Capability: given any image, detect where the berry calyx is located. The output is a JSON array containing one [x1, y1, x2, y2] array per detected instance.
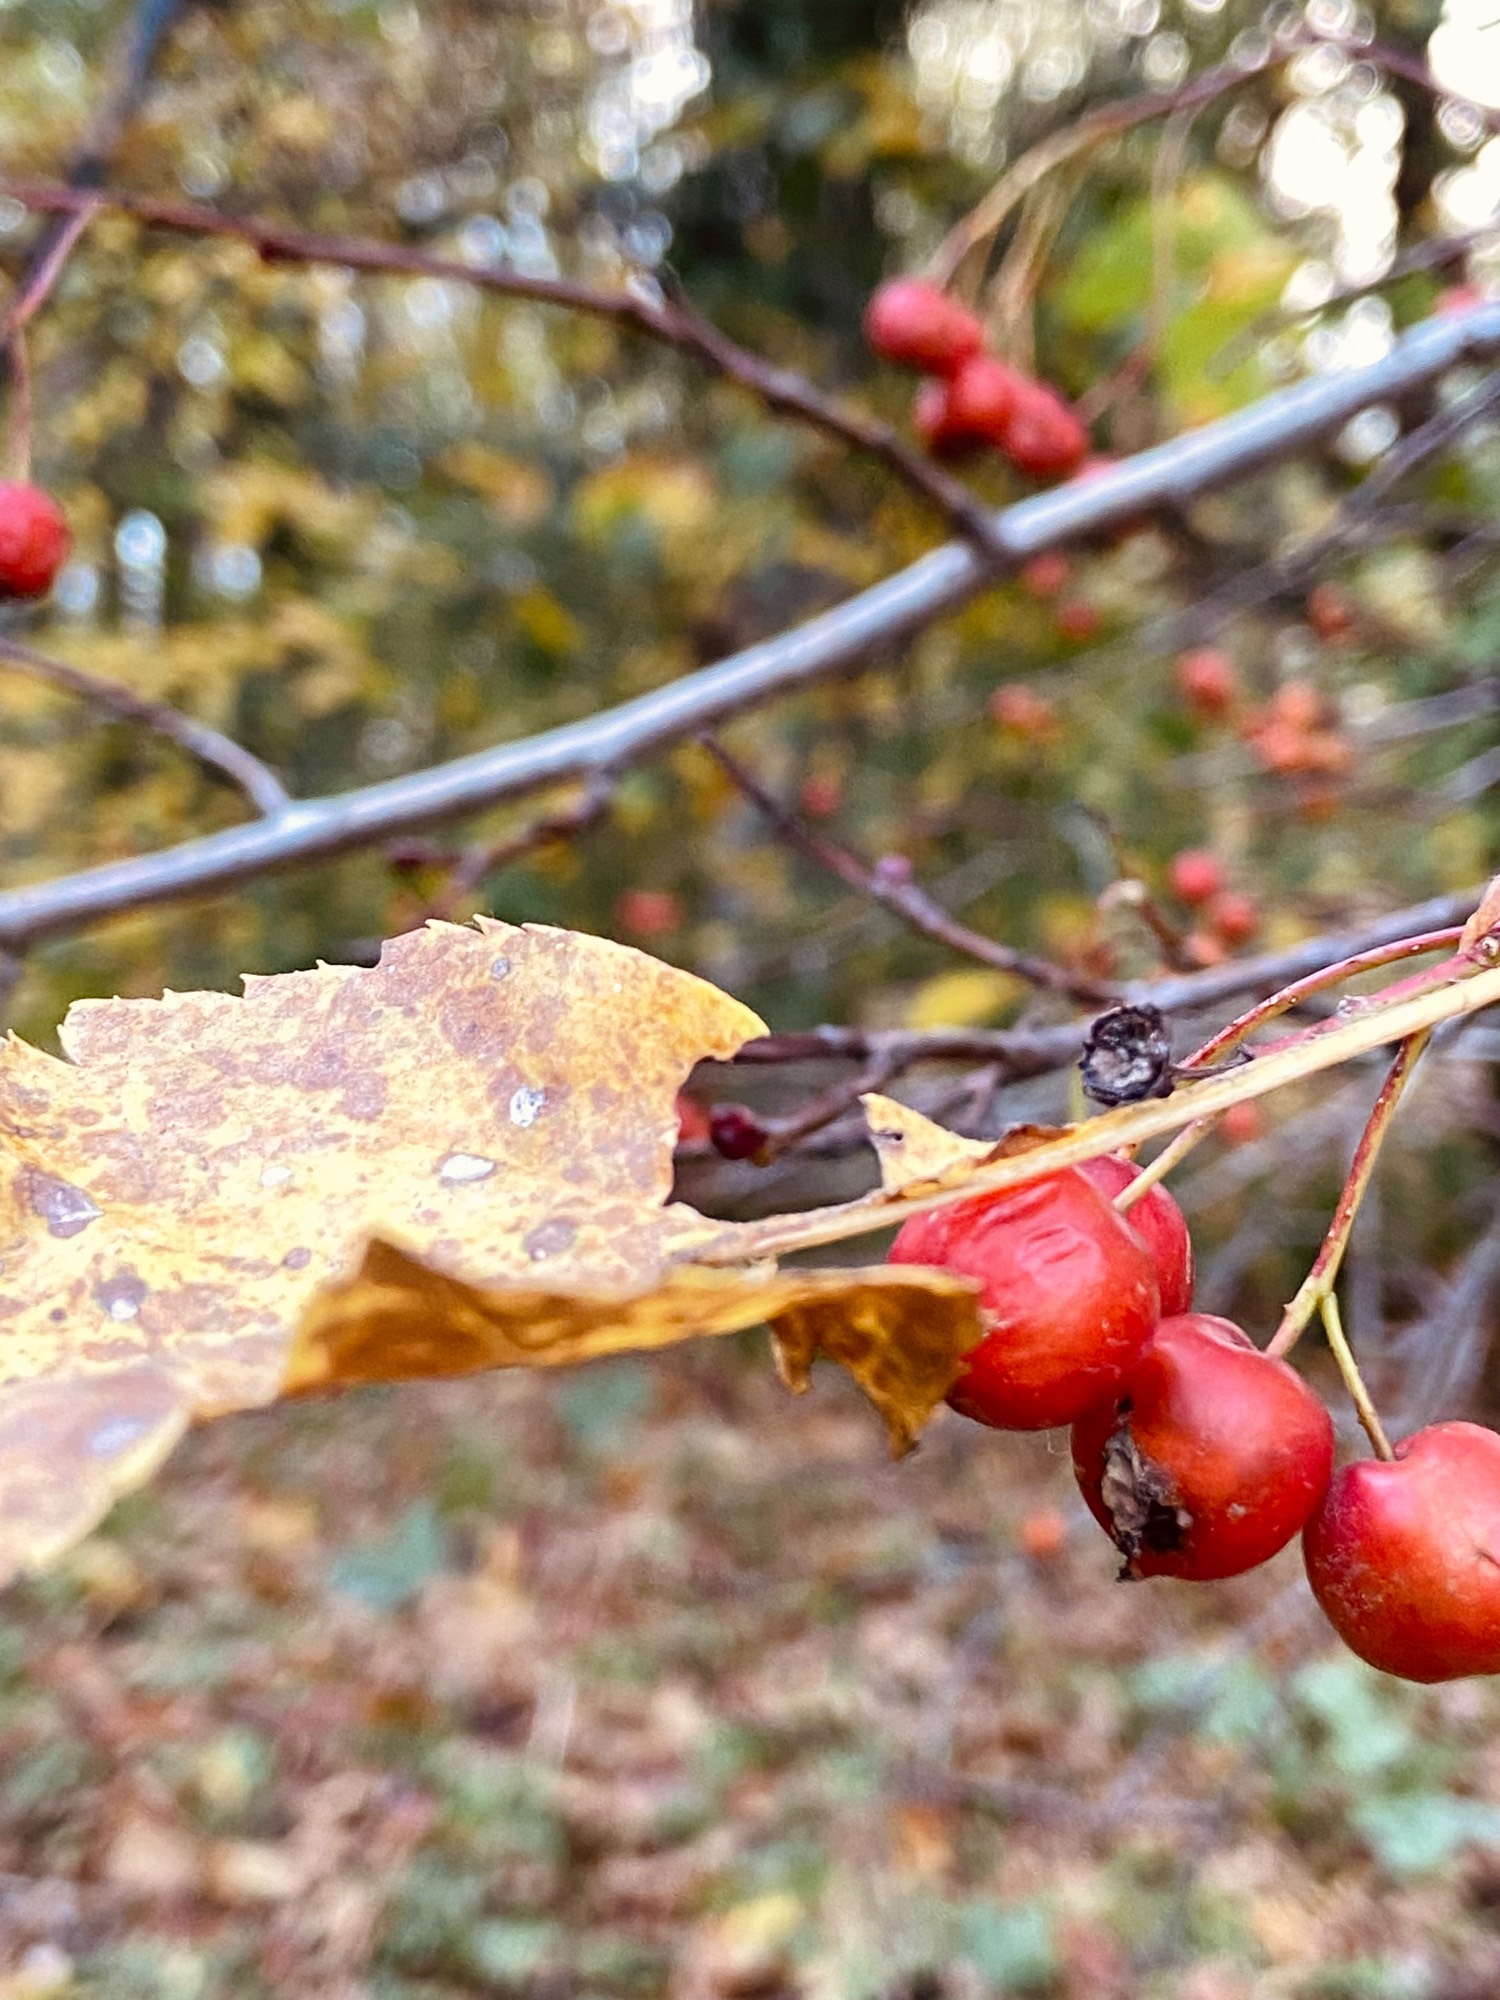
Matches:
[[1075, 1154, 1194, 1317], [0, 484, 70, 598], [888, 1168, 1160, 1431], [1167, 849, 1225, 907], [865, 280, 983, 375], [1303, 1422, 1500, 1682], [1072, 1313, 1334, 1581]]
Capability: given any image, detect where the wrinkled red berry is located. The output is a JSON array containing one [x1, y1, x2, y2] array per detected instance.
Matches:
[[0, 484, 69, 598], [888, 1168, 1159, 1431], [1304, 1422, 1500, 1682], [865, 280, 983, 375], [1075, 1154, 1193, 1317], [1073, 1313, 1334, 1580]]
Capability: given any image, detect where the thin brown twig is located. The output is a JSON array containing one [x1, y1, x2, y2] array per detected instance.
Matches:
[[1267, 1028, 1431, 1361], [1, 179, 1008, 560], [399, 778, 616, 922], [926, 37, 1282, 289], [0, 634, 290, 816], [701, 733, 1117, 1005]]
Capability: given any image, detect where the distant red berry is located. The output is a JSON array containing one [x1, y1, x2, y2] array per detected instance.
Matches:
[[996, 377, 1089, 480], [1221, 1101, 1264, 1146], [1019, 1508, 1068, 1561], [1054, 600, 1103, 644], [615, 888, 682, 939], [865, 280, 983, 375], [708, 1103, 769, 1162], [0, 484, 69, 598], [945, 353, 1023, 442], [1175, 647, 1238, 719], [674, 1093, 711, 1145], [1266, 680, 1324, 732], [911, 379, 974, 459], [798, 773, 843, 819], [1167, 849, 1225, 907], [1020, 552, 1070, 599], [1435, 283, 1483, 316], [990, 683, 1062, 742], [1206, 889, 1259, 946], [1306, 583, 1355, 643]]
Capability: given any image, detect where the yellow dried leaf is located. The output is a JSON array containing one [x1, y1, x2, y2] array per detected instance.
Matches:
[[0, 921, 983, 1581]]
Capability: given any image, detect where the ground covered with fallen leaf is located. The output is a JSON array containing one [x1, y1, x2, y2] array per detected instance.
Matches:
[[0, 1345, 1497, 2000]]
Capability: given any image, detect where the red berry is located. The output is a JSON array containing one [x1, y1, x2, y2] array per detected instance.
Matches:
[[0, 484, 70, 598], [615, 888, 682, 938], [996, 377, 1089, 480], [674, 1092, 710, 1145], [708, 1103, 769, 1162], [1436, 283, 1483, 316], [1072, 1313, 1334, 1581], [1175, 647, 1239, 719], [1167, 849, 1226, 907], [1206, 889, 1260, 946], [945, 353, 1023, 441], [911, 379, 974, 459], [1076, 1154, 1194, 1317], [888, 1169, 1160, 1431], [1220, 1101, 1264, 1146], [1020, 552, 1070, 599], [1018, 1508, 1068, 1561], [1053, 599, 1103, 644], [1306, 583, 1355, 643], [1303, 1422, 1500, 1682], [989, 683, 1062, 743], [798, 773, 843, 819], [865, 280, 983, 375]]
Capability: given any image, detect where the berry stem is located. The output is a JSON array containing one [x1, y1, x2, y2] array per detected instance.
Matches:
[[1112, 932, 1460, 1220], [1268, 1029, 1431, 1358], [1318, 1291, 1395, 1462]]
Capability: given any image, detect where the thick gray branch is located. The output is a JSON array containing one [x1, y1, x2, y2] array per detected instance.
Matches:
[[0, 302, 1498, 946]]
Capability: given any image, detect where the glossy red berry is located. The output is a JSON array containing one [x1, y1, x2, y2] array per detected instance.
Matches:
[[996, 377, 1089, 480], [1303, 1423, 1500, 1682], [888, 1169, 1159, 1431], [0, 484, 69, 598], [708, 1103, 769, 1163], [1072, 1313, 1334, 1581], [1075, 1154, 1193, 1317], [945, 353, 1022, 442], [1175, 647, 1239, 719], [865, 280, 983, 375], [1167, 849, 1225, 907]]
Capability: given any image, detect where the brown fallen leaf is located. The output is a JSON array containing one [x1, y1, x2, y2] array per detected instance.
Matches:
[[0, 919, 982, 1582]]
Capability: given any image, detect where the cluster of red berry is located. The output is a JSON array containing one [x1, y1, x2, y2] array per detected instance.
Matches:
[[864, 279, 1089, 480], [890, 1162, 1500, 1684], [0, 482, 69, 599]]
